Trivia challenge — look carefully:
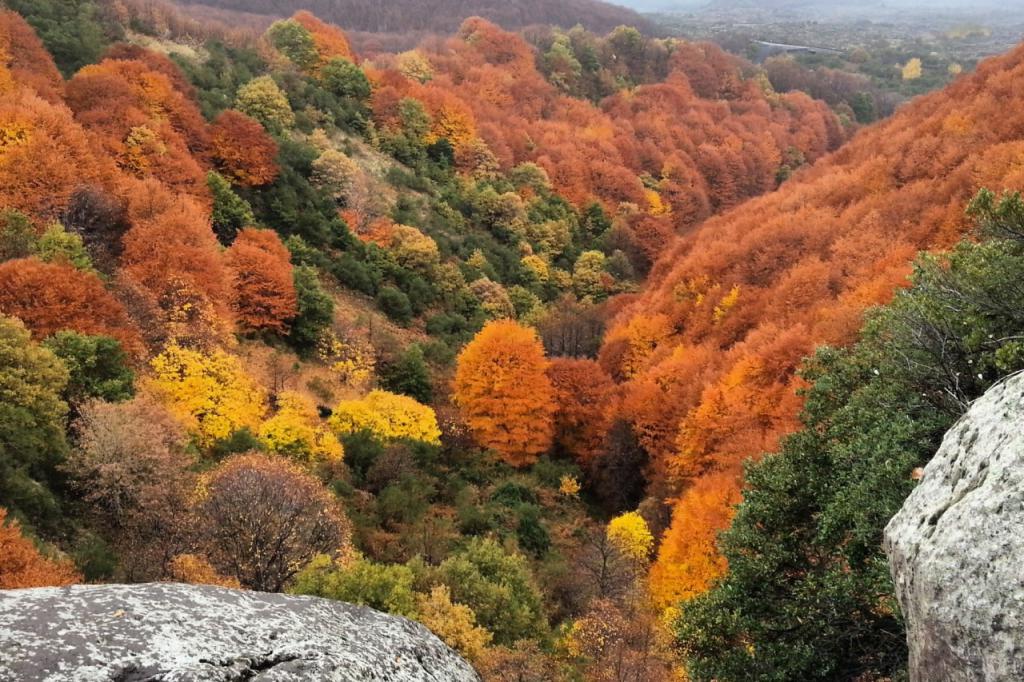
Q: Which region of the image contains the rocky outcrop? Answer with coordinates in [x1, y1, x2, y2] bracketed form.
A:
[884, 372, 1024, 682]
[0, 582, 480, 681]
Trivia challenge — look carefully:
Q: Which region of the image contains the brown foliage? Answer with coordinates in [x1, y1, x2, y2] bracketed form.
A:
[547, 357, 616, 465]
[0, 507, 80, 589]
[209, 110, 279, 187]
[195, 452, 350, 591]
[225, 228, 298, 333]
[0, 258, 140, 352]
[64, 395, 195, 581]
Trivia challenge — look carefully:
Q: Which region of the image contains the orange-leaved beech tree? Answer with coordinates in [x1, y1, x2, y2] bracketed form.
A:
[195, 452, 350, 592]
[120, 182, 234, 334]
[0, 507, 80, 589]
[0, 258, 140, 352]
[292, 10, 357, 67]
[547, 357, 617, 466]
[225, 228, 298, 334]
[453, 319, 556, 467]
[65, 56, 210, 200]
[595, 39, 1024, 605]
[209, 110, 279, 187]
[0, 88, 110, 222]
[0, 10, 64, 104]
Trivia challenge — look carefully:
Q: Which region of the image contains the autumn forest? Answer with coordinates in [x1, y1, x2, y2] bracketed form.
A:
[2, 0, 1024, 679]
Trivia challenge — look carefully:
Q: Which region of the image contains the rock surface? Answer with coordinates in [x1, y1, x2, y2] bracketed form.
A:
[884, 371, 1024, 682]
[0, 582, 481, 681]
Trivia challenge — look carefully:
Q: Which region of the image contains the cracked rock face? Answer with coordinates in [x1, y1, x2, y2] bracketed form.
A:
[884, 372, 1024, 682]
[0, 582, 481, 681]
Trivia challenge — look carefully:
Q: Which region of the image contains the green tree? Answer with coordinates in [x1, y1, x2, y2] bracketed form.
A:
[42, 331, 134, 404]
[379, 345, 432, 403]
[35, 224, 93, 272]
[288, 266, 334, 355]
[0, 210, 37, 262]
[377, 286, 413, 326]
[292, 554, 419, 617]
[266, 19, 318, 72]
[675, 191, 1024, 681]
[321, 58, 371, 101]
[208, 171, 255, 244]
[436, 537, 546, 645]
[0, 316, 69, 530]
[8, 0, 109, 75]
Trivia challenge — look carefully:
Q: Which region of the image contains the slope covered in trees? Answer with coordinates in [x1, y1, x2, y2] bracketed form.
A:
[595, 38, 1024, 613]
[0, 5, 853, 678]
[177, 0, 654, 37]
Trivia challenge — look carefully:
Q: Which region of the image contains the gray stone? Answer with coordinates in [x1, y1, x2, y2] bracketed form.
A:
[0, 582, 481, 681]
[884, 371, 1024, 682]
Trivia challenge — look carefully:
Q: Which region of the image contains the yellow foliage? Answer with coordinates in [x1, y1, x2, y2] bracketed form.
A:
[520, 254, 550, 284]
[606, 511, 653, 563]
[948, 62, 963, 76]
[329, 390, 441, 444]
[415, 585, 492, 663]
[396, 50, 434, 83]
[317, 331, 375, 388]
[0, 118, 31, 152]
[712, 285, 741, 323]
[168, 554, 241, 588]
[645, 188, 671, 216]
[901, 57, 922, 81]
[558, 475, 581, 497]
[148, 344, 267, 446]
[259, 391, 343, 462]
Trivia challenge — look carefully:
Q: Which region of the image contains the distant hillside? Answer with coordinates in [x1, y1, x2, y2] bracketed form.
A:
[175, 0, 654, 36]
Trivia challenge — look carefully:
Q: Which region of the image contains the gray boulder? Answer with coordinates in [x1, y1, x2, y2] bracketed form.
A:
[884, 372, 1024, 682]
[0, 582, 481, 681]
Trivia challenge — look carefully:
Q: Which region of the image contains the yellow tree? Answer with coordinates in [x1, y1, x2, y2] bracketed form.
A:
[415, 585, 493, 664]
[606, 511, 654, 564]
[453, 320, 555, 466]
[147, 344, 267, 446]
[259, 391, 343, 462]
[329, 390, 441, 444]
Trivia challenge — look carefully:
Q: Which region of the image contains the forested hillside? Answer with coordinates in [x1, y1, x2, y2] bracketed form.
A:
[594, 35, 1024, 680]
[186, 0, 653, 34]
[0, 2, 847, 678]
[2, 0, 1023, 679]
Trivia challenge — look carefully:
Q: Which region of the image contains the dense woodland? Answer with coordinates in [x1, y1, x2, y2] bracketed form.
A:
[1, 0, 1023, 680]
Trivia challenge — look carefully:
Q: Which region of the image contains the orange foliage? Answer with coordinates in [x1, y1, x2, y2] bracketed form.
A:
[209, 110, 279, 187]
[547, 357, 617, 465]
[120, 182, 233, 330]
[600, 42, 1024, 601]
[293, 10, 356, 67]
[225, 228, 298, 333]
[453, 319, 556, 467]
[648, 474, 740, 609]
[66, 56, 210, 199]
[0, 10, 63, 103]
[0, 507, 80, 589]
[0, 89, 110, 221]
[0, 258, 141, 352]
[369, 18, 845, 256]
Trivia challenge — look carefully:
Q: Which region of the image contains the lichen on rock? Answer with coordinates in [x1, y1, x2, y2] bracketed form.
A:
[0, 582, 481, 681]
[885, 372, 1024, 682]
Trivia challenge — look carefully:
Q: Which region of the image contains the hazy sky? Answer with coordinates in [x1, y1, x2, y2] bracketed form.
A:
[616, 0, 1011, 12]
